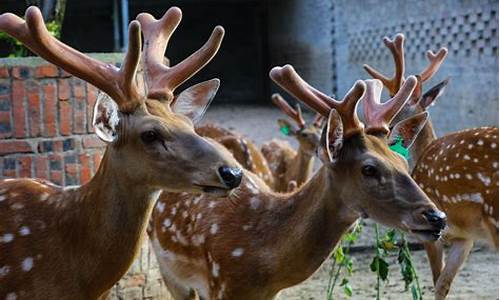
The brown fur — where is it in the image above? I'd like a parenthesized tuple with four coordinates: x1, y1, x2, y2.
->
(150, 131, 442, 300)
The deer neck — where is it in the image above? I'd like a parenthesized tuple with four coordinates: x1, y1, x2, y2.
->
(266, 166, 359, 288)
(410, 118, 437, 169)
(288, 144, 315, 187)
(57, 149, 160, 296)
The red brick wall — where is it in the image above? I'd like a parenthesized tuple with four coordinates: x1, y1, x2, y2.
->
(0, 58, 110, 185)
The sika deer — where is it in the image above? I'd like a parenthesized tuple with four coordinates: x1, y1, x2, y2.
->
(365, 33, 499, 300)
(261, 93, 323, 191)
(0, 7, 242, 299)
(148, 64, 446, 300)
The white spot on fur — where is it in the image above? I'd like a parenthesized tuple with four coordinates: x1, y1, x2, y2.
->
(210, 223, 219, 235)
(22, 257, 33, 272)
(193, 195, 203, 205)
(156, 202, 165, 213)
(466, 174, 473, 180)
(182, 211, 188, 219)
(1, 233, 14, 243)
(492, 142, 497, 148)
(493, 162, 498, 169)
(163, 218, 172, 228)
(464, 154, 471, 160)
(242, 224, 252, 231)
(208, 201, 216, 208)
(231, 248, 244, 257)
(171, 207, 177, 215)
(192, 234, 205, 246)
(0, 195, 6, 202)
(0, 265, 10, 277)
(19, 226, 30, 236)
(10, 202, 23, 210)
(212, 262, 220, 277)
(197, 213, 203, 220)
(477, 173, 491, 186)
(5, 293, 17, 300)
(250, 197, 261, 210)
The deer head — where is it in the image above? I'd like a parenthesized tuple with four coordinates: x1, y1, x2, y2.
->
(364, 33, 449, 126)
(0, 6, 242, 194)
(272, 93, 323, 156)
(270, 65, 446, 241)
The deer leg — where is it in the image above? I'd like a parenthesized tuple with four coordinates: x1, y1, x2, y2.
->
(484, 218, 499, 249)
(424, 240, 444, 285)
(434, 239, 473, 300)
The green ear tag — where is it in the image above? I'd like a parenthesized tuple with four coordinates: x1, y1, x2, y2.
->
(389, 136, 409, 160)
(280, 124, 290, 136)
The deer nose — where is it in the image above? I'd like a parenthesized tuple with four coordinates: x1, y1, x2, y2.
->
(423, 209, 447, 230)
(218, 166, 242, 189)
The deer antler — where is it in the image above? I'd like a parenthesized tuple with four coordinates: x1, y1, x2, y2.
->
(363, 34, 405, 97)
(364, 33, 448, 103)
(362, 76, 418, 135)
(0, 6, 142, 112)
(270, 64, 366, 137)
(312, 113, 324, 128)
(137, 7, 225, 102)
(271, 93, 306, 128)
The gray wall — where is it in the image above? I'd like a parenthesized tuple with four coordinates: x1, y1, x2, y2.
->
(334, 0, 499, 135)
(268, 0, 335, 96)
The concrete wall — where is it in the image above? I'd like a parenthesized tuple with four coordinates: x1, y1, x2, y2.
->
(0, 56, 170, 299)
(334, 0, 499, 135)
(268, 0, 335, 96)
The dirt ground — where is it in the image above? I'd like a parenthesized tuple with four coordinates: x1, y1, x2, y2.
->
(278, 247, 498, 300)
(201, 105, 499, 300)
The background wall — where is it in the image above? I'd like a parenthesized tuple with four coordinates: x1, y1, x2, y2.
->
(334, 0, 499, 135)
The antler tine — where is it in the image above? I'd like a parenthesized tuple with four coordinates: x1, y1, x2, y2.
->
(419, 48, 448, 82)
(363, 33, 405, 97)
(270, 64, 366, 137)
(363, 76, 418, 135)
(271, 93, 306, 128)
(312, 113, 324, 128)
(0, 6, 142, 111)
(138, 7, 225, 101)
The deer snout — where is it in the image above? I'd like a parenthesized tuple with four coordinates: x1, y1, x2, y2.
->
(218, 166, 243, 189)
(422, 209, 447, 231)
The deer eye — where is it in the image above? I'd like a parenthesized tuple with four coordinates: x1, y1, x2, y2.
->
(361, 164, 378, 177)
(141, 130, 160, 144)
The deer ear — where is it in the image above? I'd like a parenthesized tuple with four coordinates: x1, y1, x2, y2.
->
(388, 111, 429, 149)
(277, 119, 298, 136)
(92, 92, 120, 143)
(172, 79, 220, 124)
(419, 78, 449, 109)
(318, 109, 343, 163)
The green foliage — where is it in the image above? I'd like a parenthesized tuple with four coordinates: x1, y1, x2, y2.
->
(326, 221, 363, 299)
(280, 124, 290, 136)
(0, 20, 61, 58)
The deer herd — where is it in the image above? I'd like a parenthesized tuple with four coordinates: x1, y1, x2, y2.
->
(0, 6, 497, 300)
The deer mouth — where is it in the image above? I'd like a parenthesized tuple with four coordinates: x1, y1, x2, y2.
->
(410, 228, 443, 241)
(195, 184, 231, 197)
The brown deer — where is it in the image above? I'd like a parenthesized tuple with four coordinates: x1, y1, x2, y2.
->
(195, 123, 275, 188)
(148, 64, 447, 300)
(0, 7, 243, 299)
(261, 93, 323, 192)
(364, 33, 499, 300)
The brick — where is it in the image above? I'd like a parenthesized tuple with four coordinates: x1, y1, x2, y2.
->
(0, 80, 10, 96)
(59, 68, 71, 78)
(50, 170, 63, 186)
(42, 81, 57, 137)
(73, 99, 86, 134)
(17, 156, 32, 178)
(59, 100, 72, 135)
(82, 135, 105, 149)
(79, 153, 92, 184)
(93, 152, 103, 172)
(73, 79, 86, 99)
(0, 140, 33, 155)
(12, 80, 26, 138)
(64, 156, 79, 186)
(63, 138, 76, 151)
(86, 83, 97, 133)
(35, 156, 49, 179)
(0, 111, 11, 138)
(11, 66, 31, 80)
(38, 140, 54, 153)
(27, 82, 41, 137)
(58, 79, 70, 101)
(49, 154, 63, 171)
(0, 94, 11, 111)
(3, 157, 16, 178)
(53, 140, 63, 153)
(35, 65, 58, 78)
(0, 67, 9, 78)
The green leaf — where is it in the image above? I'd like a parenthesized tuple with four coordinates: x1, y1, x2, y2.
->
(334, 246, 344, 264)
(378, 258, 389, 281)
(343, 282, 353, 297)
(280, 124, 290, 136)
(411, 285, 419, 300)
(370, 257, 378, 273)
